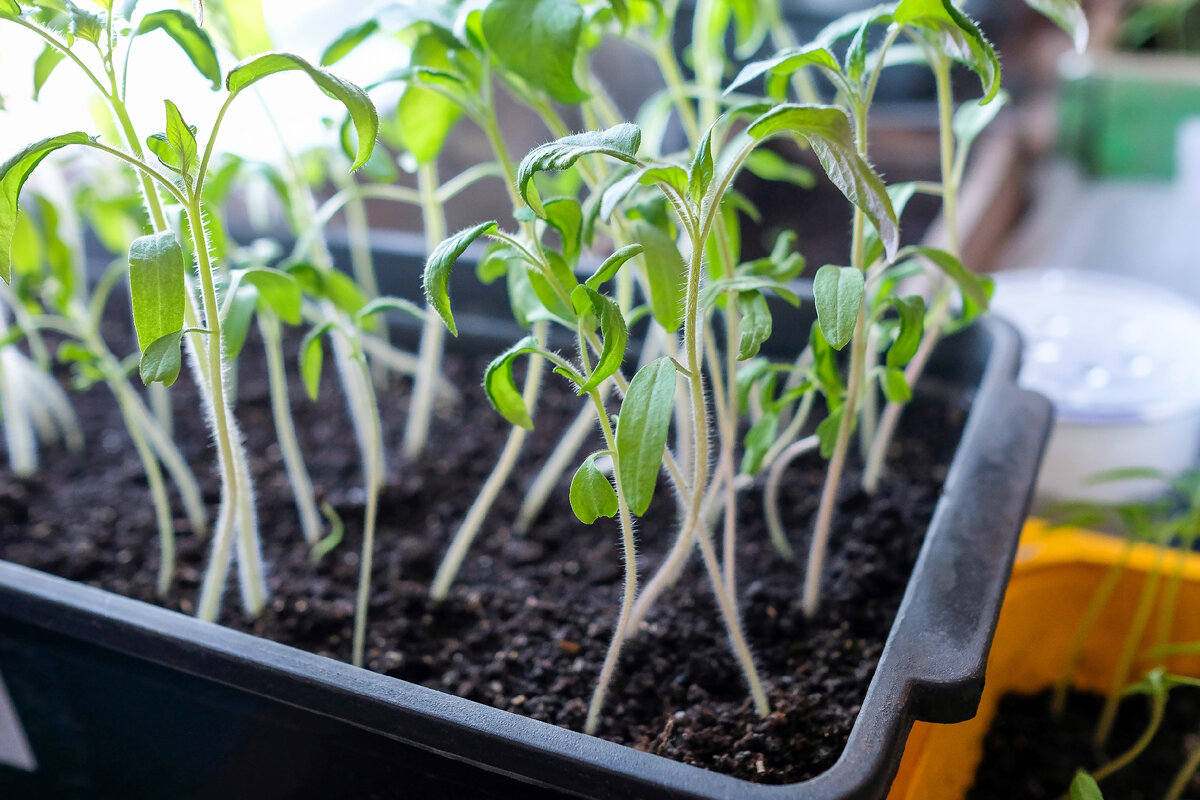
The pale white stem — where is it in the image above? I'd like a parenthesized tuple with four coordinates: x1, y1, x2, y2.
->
(763, 435, 819, 561)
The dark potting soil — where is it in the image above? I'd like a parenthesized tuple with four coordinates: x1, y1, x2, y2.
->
(968, 689, 1200, 799)
(0, 327, 966, 785)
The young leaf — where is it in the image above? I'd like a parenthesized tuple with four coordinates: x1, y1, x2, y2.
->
(320, 19, 379, 66)
(543, 197, 583, 266)
(137, 10, 222, 90)
(585, 243, 643, 290)
(631, 218, 684, 333)
(813, 264, 863, 350)
(699, 275, 801, 310)
(615, 357, 676, 516)
(1069, 771, 1104, 800)
(809, 321, 844, 400)
(953, 90, 1009, 155)
(518, 125, 641, 213)
(725, 45, 840, 96)
(1025, 0, 1089, 53)
(903, 245, 990, 310)
(357, 296, 426, 324)
(816, 406, 846, 458)
(688, 123, 715, 203)
(484, 336, 543, 430)
(744, 148, 816, 190)
(33, 45, 65, 99)
(163, 99, 198, 186)
(748, 105, 898, 261)
(571, 285, 627, 393)
(62, 1, 104, 44)
(298, 321, 335, 400)
(0, 0, 19, 16)
(481, 0, 589, 105)
(222, 283, 258, 360)
(741, 410, 778, 475)
(893, 0, 1001, 104)
(139, 331, 185, 387)
(128, 232, 185, 352)
(0, 132, 92, 284)
(735, 290, 772, 360)
(423, 221, 498, 336)
(570, 452, 618, 524)
(394, 33, 464, 165)
(226, 52, 379, 171)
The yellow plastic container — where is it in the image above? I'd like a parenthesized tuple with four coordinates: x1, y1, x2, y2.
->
(888, 519, 1200, 799)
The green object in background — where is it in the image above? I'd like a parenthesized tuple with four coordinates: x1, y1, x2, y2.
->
(1058, 52, 1200, 179)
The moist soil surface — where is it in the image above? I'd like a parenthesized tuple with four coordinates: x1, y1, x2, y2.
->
(0, 327, 967, 785)
(968, 689, 1200, 799)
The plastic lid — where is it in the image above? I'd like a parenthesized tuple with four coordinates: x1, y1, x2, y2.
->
(990, 268, 1200, 424)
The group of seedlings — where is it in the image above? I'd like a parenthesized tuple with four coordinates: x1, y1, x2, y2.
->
(0, 0, 1083, 743)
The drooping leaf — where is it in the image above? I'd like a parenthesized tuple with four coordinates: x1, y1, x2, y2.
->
(881, 367, 912, 403)
(735, 290, 772, 360)
(137, 10, 222, 90)
(748, 105, 898, 260)
(570, 452, 618, 524)
(631, 218, 684, 332)
(481, 0, 589, 104)
(518, 124, 641, 214)
(953, 89, 1009, 155)
(571, 285, 627, 392)
(903, 245, 990, 310)
(423, 221, 497, 336)
(699, 275, 801, 310)
(226, 52, 379, 171)
(0, 132, 91, 284)
(483, 336, 543, 429)
(231, 266, 301, 325)
(585, 243, 643, 290)
(744, 148, 816, 189)
(221, 283, 258, 360)
(394, 35, 464, 165)
(298, 322, 334, 400)
(139, 330, 184, 387)
(357, 296, 427, 324)
(33, 45, 65, 100)
(1025, 0, 1089, 53)
(128, 231, 185, 352)
(885, 294, 925, 368)
(725, 45, 840, 96)
(615, 357, 676, 516)
(813, 265, 863, 350)
(741, 410, 778, 475)
(320, 19, 379, 66)
(894, 0, 1001, 104)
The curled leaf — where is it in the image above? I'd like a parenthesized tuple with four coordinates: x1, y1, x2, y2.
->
(570, 452, 618, 524)
(423, 221, 498, 336)
(518, 125, 641, 213)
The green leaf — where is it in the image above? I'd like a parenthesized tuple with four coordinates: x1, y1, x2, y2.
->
(226, 52, 379, 171)
(741, 410, 778, 475)
(222, 283, 257, 360)
(542, 197, 583, 266)
(953, 90, 1009, 154)
(61, 0, 104, 44)
(0, 132, 91, 284)
(903, 245, 990, 310)
(127, 231, 185, 352)
(748, 105, 898, 261)
(688, 123, 715, 203)
(894, 0, 1001, 104)
(744, 148, 816, 189)
(699, 275, 801, 310)
(481, 0, 589, 105)
(725, 45, 840, 95)
(735, 290, 772, 360)
(881, 367, 911, 403)
(638, 163, 689, 197)
(1025, 0, 1089, 53)
(631, 219, 684, 332)
(571, 285, 627, 393)
(321, 19, 379, 66)
(816, 406, 845, 458)
(298, 321, 334, 400)
(809, 321, 844, 401)
(570, 452, 619, 524)
(137, 10, 222, 90)
(356, 296, 427, 323)
(233, 267, 301, 324)
(813, 264, 863, 350)
(0, 0, 20, 16)
(395, 35, 464, 165)
(33, 45, 65, 100)
(615, 357, 676, 516)
(199, 0, 272, 60)
(163, 99, 198, 186)
(585, 243, 643, 290)
(484, 336, 543, 429)
(885, 294, 924, 368)
(423, 221, 497, 337)
(518, 124, 641, 214)
(1069, 771, 1104, 800)
(139, 330, 184, 387)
